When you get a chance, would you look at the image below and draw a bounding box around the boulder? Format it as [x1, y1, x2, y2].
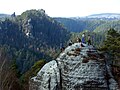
[29, 43, 119, 90]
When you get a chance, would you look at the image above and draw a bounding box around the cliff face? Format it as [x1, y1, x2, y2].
[0, 10, 70, 74]
[29, 43, 119, 90]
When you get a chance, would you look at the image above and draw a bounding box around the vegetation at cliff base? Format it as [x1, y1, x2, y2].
[0, 9, 120, 89]
[0, 9, 70, 90]
[100, 28, 120, 86]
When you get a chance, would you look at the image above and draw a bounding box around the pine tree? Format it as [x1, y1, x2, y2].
[101, 28, 120, 61]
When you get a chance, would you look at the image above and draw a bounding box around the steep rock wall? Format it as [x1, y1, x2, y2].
[29, 43, 119, 90]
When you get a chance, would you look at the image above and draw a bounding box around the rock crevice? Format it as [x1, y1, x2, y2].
[29, 43, 119, 90]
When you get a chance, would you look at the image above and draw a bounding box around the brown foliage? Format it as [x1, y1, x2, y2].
[0, 48, 21, 90]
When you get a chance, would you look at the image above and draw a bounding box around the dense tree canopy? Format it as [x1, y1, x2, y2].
[101, 28, 120, 62]
[0, 9, 71, 90]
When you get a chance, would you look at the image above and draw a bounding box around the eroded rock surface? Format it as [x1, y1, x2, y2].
[29, 43, 119, 90]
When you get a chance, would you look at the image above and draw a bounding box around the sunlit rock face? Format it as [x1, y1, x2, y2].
[29, 43, 119, 90]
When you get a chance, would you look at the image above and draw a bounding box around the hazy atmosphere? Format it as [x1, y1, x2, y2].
[0, 0, 120, 17]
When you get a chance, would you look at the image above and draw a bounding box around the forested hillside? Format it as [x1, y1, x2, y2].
[55, 14, 120, 33]
[99, 28, 120, 86]
[94, 20, 120, 33]
[0, 11, 120, 89]
[55, 17, 109, 32]
[0, 9, 70, 90]
[54, 18, 84, 32]
[55, 15, 120, 48]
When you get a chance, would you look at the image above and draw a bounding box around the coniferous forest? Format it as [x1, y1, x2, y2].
[0, 10, 120, 89]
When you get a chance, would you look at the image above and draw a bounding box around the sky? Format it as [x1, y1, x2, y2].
[0, 0, 120, 17]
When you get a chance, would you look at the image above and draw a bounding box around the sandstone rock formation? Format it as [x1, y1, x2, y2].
[29, 43, 119, 90]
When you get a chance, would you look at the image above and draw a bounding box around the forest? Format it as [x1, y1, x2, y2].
[0, 10, 120, 90]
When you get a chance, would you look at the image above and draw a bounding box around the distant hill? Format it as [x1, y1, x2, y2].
[0, 14, 10, 19]
[0, 9, 70, 73]
[55, 13, 120, 32]
[94, 20, 120, 33]
[85, 13, 120, 20]
[72, 13, 120, 20]
[54, 17, 106, 32]
[54, 18, 84, 32]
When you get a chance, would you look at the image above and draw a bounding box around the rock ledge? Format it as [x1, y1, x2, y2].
[29, 43, 119, 90]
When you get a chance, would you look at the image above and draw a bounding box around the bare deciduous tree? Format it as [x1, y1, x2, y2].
[0, 48, 20, 90]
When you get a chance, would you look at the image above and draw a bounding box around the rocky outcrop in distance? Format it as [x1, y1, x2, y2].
[29, 43, 119, 90]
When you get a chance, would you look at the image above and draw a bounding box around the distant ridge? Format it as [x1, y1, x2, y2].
[55, 13, 120, 32]
[88, 13, 120, 16]
[85, 13, 120, 19]
[0, 13, 10, 18]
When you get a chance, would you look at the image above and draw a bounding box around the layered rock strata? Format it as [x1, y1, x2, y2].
[29, 43, 119, 90]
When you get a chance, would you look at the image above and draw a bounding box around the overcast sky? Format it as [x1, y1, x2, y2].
[0, 0, 120, 17]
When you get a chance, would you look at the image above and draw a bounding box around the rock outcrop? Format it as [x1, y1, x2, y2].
[29, 43, 119, 90]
